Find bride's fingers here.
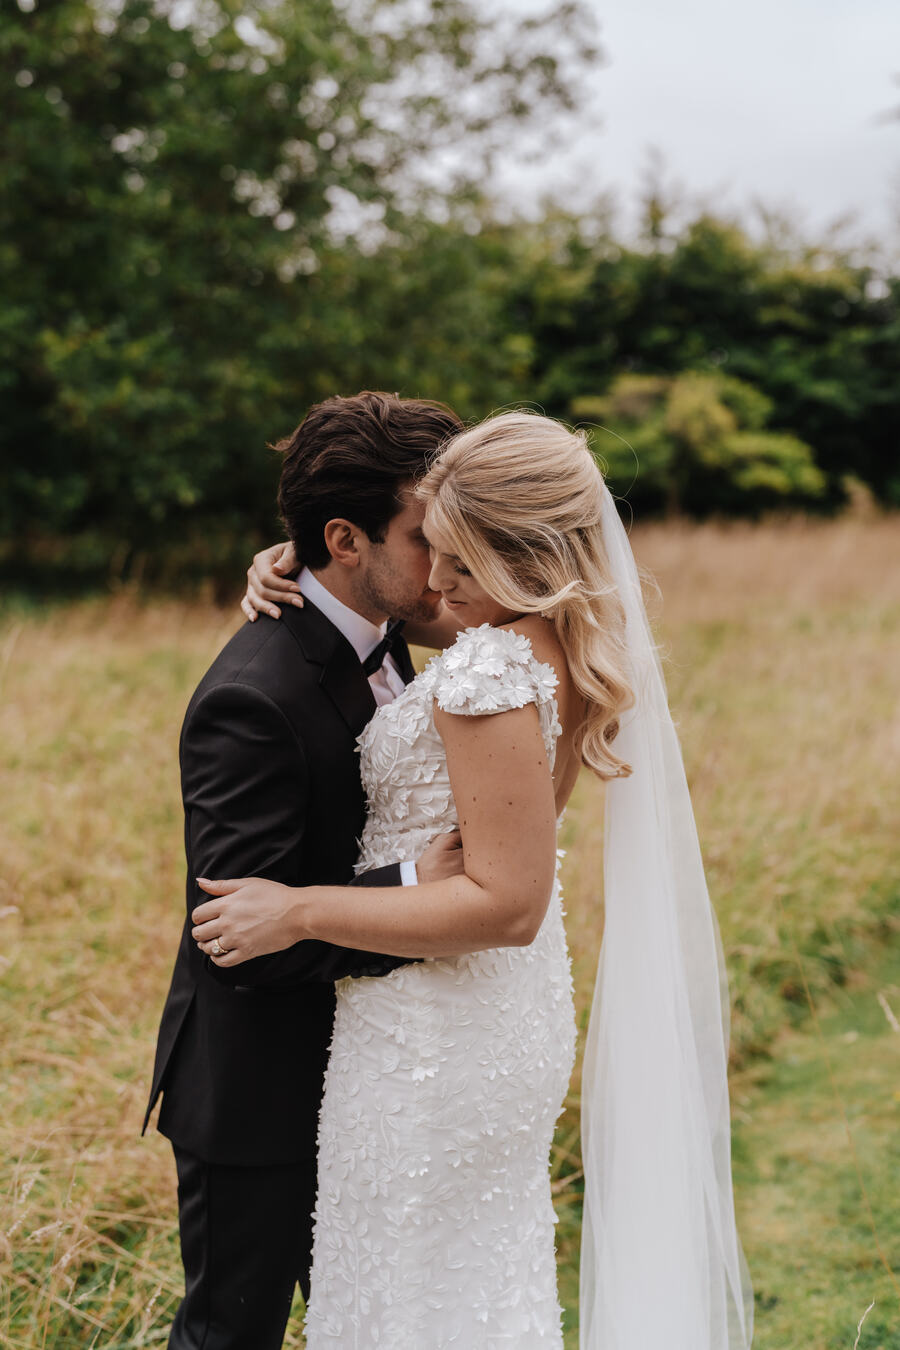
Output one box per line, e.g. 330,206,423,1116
241,594,258,623
197,938,242,966
255,539,298,580
192,880,244,925
254,565,298,595
252,569,304,607
246,577,282,621
196,876,245,896
208,946,242,967
192,918,226,942
252,549,300,595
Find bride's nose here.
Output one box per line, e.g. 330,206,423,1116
428,557,450,593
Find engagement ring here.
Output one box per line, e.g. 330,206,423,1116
210,939,225,957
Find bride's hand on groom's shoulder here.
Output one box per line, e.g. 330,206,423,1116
240,541,302,624
192,876,302,965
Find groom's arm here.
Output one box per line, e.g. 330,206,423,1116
181,681,411,989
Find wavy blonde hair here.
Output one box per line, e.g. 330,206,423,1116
417,411,635,779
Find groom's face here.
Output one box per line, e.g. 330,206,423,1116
358,483,443,624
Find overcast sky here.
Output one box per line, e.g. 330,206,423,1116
496,0,900,246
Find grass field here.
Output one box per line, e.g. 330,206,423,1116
2,516,899,1348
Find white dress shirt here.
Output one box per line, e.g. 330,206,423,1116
298,568,406,705
298,568,417,886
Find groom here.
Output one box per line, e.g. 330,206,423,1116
145,392,464,1350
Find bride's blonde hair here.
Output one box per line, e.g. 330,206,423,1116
417,411,634,780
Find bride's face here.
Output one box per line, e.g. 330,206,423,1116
423,511,519,628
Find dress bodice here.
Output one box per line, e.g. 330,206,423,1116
355,623,563,874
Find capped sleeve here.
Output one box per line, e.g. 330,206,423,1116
429,624,559,718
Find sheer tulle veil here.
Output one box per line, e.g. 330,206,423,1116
579,487,754,1348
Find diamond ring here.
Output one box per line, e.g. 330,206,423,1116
210,938,226,957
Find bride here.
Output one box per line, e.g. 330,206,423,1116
191,411,753,1349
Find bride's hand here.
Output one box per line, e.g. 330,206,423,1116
240,541,303,623
192,876,306,966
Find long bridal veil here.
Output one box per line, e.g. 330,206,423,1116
579,488,754,1348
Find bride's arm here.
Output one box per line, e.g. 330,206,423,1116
191,703,558,964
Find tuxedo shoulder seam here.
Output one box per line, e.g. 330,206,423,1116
186,679,307,755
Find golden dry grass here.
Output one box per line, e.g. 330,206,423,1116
2,516,898,1347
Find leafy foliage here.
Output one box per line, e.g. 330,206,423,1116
575,371,826,515
518,215,900,510
2,2,898,586
1,0,596,579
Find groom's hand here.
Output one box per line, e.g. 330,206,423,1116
416,830,464,884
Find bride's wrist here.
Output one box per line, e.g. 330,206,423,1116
289,884,318,942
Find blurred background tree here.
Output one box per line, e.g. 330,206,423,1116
515,211,900,512
1,0,597,582
574,371,825,516
2,0,898,588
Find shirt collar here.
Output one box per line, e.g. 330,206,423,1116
298,567,386,666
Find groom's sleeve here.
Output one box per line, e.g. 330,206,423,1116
181,681,413,989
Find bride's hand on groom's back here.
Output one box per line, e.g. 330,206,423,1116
240,540,302,623
192,876,301,966
191,834,463,967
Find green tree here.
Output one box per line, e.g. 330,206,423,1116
519,215,900,508
574,370,826,516
1,0,599,580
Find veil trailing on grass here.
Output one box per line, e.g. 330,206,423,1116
579,488,754,1349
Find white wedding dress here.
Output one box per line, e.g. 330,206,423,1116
304,624,578,1349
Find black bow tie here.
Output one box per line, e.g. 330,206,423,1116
362,619,406,676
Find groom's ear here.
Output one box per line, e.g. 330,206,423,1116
323,517,365,569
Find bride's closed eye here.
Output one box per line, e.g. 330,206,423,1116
454,564,472,577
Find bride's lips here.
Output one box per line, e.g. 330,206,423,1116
442,597,465,610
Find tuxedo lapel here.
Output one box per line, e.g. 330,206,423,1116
320,642,378,738
280,602,377,738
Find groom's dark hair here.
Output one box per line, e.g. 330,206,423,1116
275,391,463,569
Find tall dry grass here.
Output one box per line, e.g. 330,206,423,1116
2,516,898,1347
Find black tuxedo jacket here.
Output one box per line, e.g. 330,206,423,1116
144,601,415,1166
